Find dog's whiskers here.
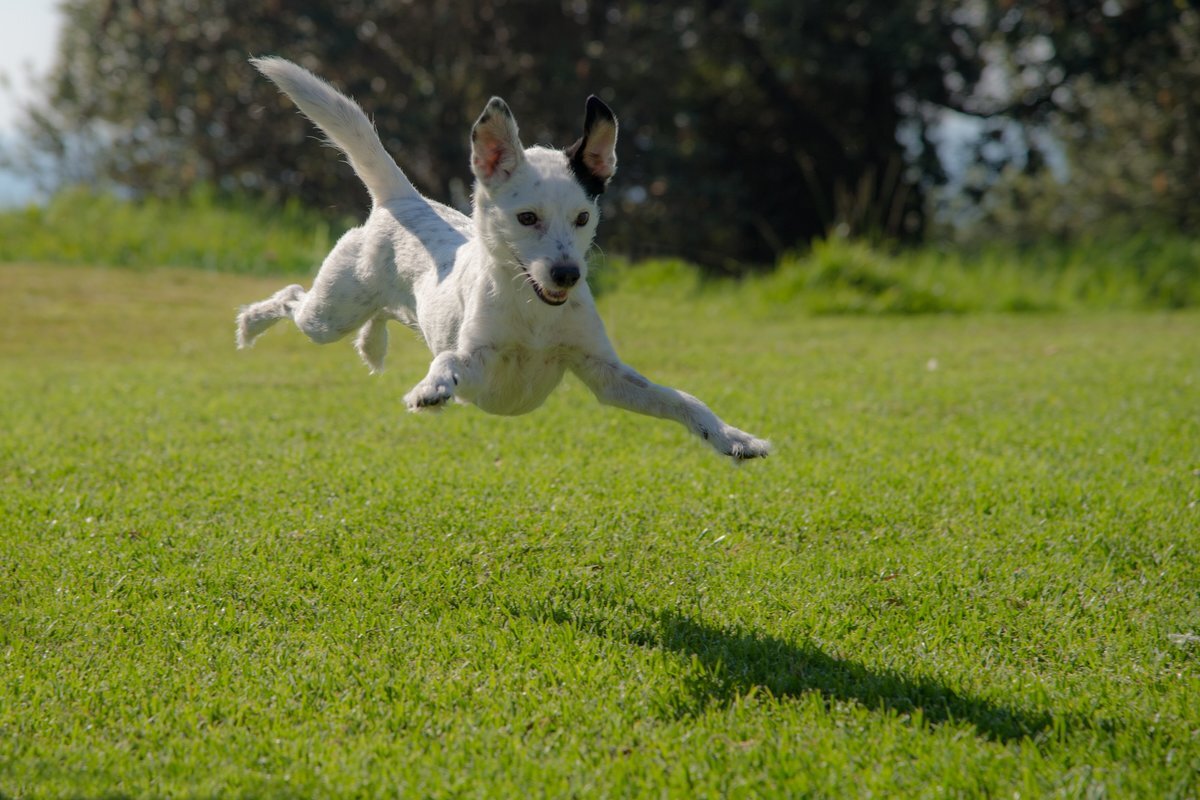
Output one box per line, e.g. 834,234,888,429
513,270,540,295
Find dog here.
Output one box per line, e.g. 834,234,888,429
236,57,769,460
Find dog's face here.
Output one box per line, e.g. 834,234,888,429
470,96,618,306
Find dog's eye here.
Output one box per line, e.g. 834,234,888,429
574,211,590,227
516,211,539,226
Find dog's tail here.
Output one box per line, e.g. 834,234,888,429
251,56,416,206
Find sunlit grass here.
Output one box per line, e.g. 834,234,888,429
1,263,1198,798
0,187,346,275
2,189,1199,311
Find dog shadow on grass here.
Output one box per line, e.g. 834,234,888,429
522,590,1072,744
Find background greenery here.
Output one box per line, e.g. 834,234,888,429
4,1,1198,270
2,189,1198,312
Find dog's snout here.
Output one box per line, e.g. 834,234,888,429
550,263,581,288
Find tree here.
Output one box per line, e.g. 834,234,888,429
938,1,1200,240
12,1,1193,270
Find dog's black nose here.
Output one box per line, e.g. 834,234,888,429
550,263,580,288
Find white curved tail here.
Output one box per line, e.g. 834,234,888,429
251,56,415,206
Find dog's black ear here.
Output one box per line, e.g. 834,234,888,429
566,95,618,198
471,97,525,190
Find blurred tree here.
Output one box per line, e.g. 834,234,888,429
10,0,1194,270
10,0,993,270
943,1,1200,241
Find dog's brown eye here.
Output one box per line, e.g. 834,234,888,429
517,211,538,226
574,211,590,227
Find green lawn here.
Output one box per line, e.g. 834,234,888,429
1,263,1198,798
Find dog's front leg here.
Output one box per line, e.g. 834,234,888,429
404,349,487,412
572,355,770,460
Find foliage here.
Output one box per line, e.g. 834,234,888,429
3,189,1197,312
946,5,1200,241
0,186,345,274
2,263,1198,798
5,0,1007,271
981,0,1194,120
9,2,1199,269
749,235,1200,313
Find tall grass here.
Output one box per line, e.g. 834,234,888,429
748,235,1200,314
1,188,1197,311
0,186,347,275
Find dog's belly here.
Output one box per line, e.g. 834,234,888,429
466,347,568,416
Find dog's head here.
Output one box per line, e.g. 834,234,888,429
470,95,618,306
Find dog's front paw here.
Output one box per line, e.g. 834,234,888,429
708,425,771,461
404,379,455,412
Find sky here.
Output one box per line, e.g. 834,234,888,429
0,0,59,133
0,0,58,203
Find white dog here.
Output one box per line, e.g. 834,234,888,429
237,57,769,460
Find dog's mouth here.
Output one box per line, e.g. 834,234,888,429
521,268,569,306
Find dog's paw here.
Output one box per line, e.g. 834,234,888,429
404,379,455,412
708,425,771,461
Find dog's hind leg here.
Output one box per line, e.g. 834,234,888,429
355,314,389,373
237,225,385,352
236,284,306,349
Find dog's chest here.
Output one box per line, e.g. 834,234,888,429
467,343,570,416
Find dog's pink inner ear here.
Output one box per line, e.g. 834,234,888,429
582,121,617,179
474,138,514,180
472,136,516,182
472,114,523,183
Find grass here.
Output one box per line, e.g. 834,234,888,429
1,262,1199,798
741,235,1200,314
0,187,347,275
3,188,1200,311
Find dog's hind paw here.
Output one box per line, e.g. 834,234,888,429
404,380,455,412
235,309,265,350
